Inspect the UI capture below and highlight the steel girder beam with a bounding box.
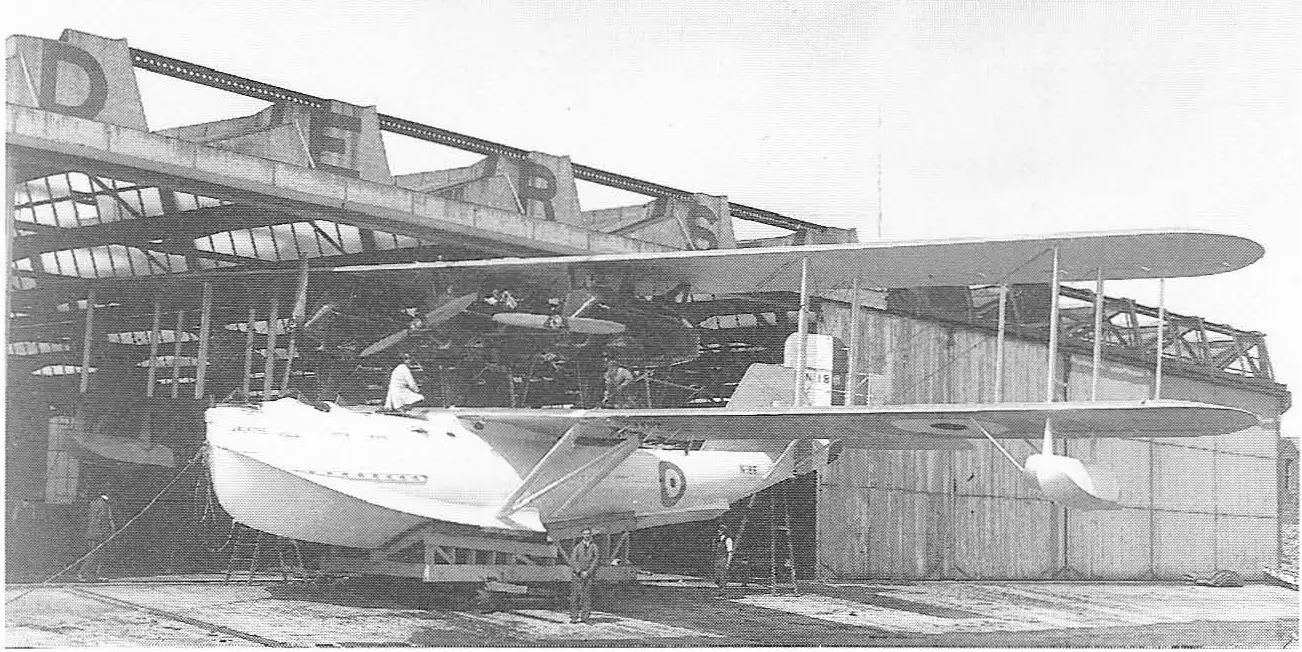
[127,47,824,233]
[11,204,302,259]
[912,284,1274,381]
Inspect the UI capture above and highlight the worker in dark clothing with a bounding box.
[78,484,116,581]
[602,358,637,408]
[711,524,735,593]
[569,528,601,623]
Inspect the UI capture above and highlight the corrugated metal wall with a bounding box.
[816,302,1283,580]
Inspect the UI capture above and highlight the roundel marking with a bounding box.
[890,418,1009,436]
[659,461,686,507]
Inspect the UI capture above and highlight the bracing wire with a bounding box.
[6,448,207,605]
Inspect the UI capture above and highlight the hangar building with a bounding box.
[5,29,1293,583]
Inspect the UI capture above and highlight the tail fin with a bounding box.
[699,363,794,456]
[700,363,801,457]
[725,363,796,411]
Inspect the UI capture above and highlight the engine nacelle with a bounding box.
[1024,453,1121,511]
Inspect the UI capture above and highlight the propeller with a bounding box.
[359,292,479,358]
[491,288,627,335]
[492,312,626,335]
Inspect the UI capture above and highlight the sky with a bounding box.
[7,1,1300,407]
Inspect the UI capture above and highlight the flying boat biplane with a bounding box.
[205,229,1265,583]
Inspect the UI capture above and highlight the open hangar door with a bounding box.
[630,474,818,582]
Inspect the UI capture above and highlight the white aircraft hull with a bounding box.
[205,398,778,548]
[208,444,427,548]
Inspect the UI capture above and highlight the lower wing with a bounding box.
[451,401,1259,444]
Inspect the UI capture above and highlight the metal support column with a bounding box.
[846,277,861,405]
[1045,247,1061,403]
[1154,278,1165,400]
[1091,269,1104,400]
[994,285,1007,402]
[794,257,810,406]
[499,423,584,517]
[553,436,643,516]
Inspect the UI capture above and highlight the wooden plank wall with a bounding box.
[816,302,1283,580]
[818,305,1058,579]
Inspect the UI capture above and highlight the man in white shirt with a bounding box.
[384,353,424,411]
[711,524,734,593]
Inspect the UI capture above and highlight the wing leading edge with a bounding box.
[452,400,1260,446]
[334,229,1262,295]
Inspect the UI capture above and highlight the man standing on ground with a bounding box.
[712,524,735,593]
[78,483,115,581]
[569,528,601,623]
[384,352,423,411]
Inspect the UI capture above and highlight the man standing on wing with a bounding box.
[569,528,601,624]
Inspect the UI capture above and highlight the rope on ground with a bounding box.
[5,448,206,606]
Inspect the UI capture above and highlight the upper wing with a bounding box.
[335,229,1262,295]
[451,400,1260,445]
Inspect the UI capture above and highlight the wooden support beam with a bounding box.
[263,296,279,400]
[281,259,309,393]
[195,283,213,400]
[432,546,454,565]
[170,309,185,399]
[241,307,256,400]
[79,289,96,394]
[145,300,162,398]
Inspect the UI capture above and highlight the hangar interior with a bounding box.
[6,29,1295,584]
